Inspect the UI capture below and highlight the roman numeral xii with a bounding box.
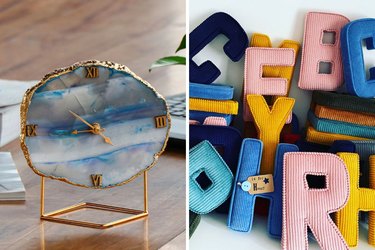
[86,67,99,78]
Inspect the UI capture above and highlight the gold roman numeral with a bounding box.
[155,115,167,128]
[86,67,99,78]
[91,174,103,187]
[25,124,37,137]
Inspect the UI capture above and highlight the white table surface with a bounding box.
[190,213,374,249]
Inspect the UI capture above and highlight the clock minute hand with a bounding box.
[69,110,94,129]
[98,132,114,146]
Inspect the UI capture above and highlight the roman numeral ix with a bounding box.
[25,124,37,137]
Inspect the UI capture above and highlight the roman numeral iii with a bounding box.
[154,115,167,128]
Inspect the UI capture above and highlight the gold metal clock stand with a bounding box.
[39,171,149,229]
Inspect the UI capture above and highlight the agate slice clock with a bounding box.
[20,61,170,188]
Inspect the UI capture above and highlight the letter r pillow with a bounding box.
[283,153,349,250]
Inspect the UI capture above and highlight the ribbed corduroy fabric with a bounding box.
[246,105,293,124]
[306,126,368,145]
[308,111,375,139]
[315,105,375,127]
[243,48,295,121]
[330,140,375,188]
[189,140,233,214]
[298,12,349,91]
[246,95,295,174]
[352,141,375,160]
[282,152,349,250]
[227,139,263,232]
[335,153,375,247]
[202,117,227,126]
[190,125,242,213]
[190,98,238,115]
[355,140,375,189]
[243,34,299,123]
[190,110,233,125]
[370,156,375,245]
[250,33,300,100]
[190,125,242,175]
[295,139,330,152]
[228,143,299,238]
[189,12,249,84]
[312,91,375,114]
[341,19,375,98]
[189,82,234,100]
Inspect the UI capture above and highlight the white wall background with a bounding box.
[190,0,375,132]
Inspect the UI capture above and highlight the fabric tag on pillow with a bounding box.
[246,174,274,195]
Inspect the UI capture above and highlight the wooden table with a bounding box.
[0,1,186,249]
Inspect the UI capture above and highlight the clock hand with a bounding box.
[72,128,113,145]
[97,132,114,146]
[69,110,94,129]
[68,114,112,145]
[72,129,94,134]
[72,128,105,134]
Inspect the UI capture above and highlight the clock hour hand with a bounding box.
[71,129,94,134]
[69,110,94,129]
[72,128,105,135]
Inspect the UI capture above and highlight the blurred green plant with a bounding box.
[149,35,186,72]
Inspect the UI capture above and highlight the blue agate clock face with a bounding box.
[20,61,170,188]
